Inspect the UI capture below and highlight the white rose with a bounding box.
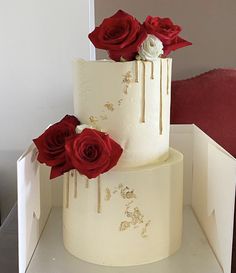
[76,124,107,134]
[138,34,163,61]
[76,124,92,133]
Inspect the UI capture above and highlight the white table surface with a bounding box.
[26,206,223,273]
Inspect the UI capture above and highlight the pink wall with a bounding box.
[95,0,236,80]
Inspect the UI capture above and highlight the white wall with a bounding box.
[0,0,95,221]
[0,0,95,151]
[95,0,236,80]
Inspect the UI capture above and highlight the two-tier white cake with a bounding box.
[32,9,191,267]
[62,58,183,266]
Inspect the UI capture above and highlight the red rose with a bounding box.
[65,128,123,179]
[143,16,192,56]
[88,10,147,61]
[144,16,181,43]
[33,115,80,179]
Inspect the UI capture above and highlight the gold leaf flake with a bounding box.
[124,85,128,95]
[120,206,145,233]
[125,200,134,208]
[105,188,111,201]
[109,183,151,238]
[130,207,144,225]
[126,211,133,217]
[120,186,136,199]
[104,102,114,111]
[122,71,133,94]
[120,221,130,231]
[118,184,123,189]
[118,99,123,106]
[141,220,151,238]
[89,116,98,125]
[126,191,136,199]
[122,71,133,85]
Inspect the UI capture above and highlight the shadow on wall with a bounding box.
[0,151,22,224]
[95,0,236,80]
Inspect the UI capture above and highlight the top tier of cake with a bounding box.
[73,58,172,168]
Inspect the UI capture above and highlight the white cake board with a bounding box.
[17,124,236,273]
[26,207,222,273]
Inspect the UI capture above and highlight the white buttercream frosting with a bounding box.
[73,58,172,168]
[63,148,183,266]
[138,34,163,61]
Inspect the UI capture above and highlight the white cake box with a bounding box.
[17,124,236,273]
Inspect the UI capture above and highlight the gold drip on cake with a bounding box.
[74,171,78,198]
[135,60,139,83]
[97,175,101,213]
[167,59,170,95]
[105,188,111,201]
[159,59,163,135]
[140,61,146,123]
[151,61,154,80]
[66,172,70,208]
[70,169,74,178]
[85,178,89,188]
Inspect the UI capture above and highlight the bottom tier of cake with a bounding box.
[62,148,183,266]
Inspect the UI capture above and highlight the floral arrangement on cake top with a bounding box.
[89,10,192,62]
[33,115,123,179]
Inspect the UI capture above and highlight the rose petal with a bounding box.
[143,15,191,56]
[50,160,74,179]
[163,36,192,56]
[108,25,147,61]
[102,137,123,173]
[60,115,80,127]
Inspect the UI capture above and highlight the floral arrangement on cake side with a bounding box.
[89,10,192,62]
[33,115,123,179]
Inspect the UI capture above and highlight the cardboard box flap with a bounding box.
[17,146,52,273]
[194,126,235,160]
[17,125,236,273]
[207,142,236,273]
[192,125,236,273]
[18,143,36,162]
